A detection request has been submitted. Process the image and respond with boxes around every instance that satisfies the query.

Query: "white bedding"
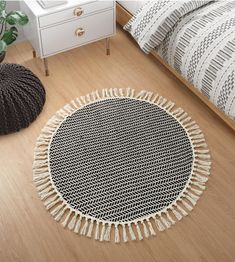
[122,0,235,120]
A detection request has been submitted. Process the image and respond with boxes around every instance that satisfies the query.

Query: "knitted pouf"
[0,63,46,135]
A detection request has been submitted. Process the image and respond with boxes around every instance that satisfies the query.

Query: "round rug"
[0,63,46,135]
[33,88,211,243]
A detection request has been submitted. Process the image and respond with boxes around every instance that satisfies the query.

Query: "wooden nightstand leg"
[106,38,110,55]
[32,49,36,58]
[43,58,49,76]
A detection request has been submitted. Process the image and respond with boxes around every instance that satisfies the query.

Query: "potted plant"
[0,0,28,63]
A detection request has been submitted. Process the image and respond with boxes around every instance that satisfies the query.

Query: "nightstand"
[20,0,116,76]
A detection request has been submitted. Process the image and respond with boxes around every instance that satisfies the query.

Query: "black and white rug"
[33,88,211,243]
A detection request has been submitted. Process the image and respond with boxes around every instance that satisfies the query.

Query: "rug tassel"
[181,199,193,211]
[187,124,199,131]
[33,173,50,182]
[94,221,100,240]
[80,96,87,105]
[151,94,159,103]
[109,88,114,97]
[143,92,152,101]
[180,117,191,124]
[44,195,58,207]
[146,92,153,101]
[187,191,200,202]
[39,188,54,200]
[189,129,202,135]
[71,100,78,109]
[156,96,163,106]
[75,97,83,107]
[142,221,149,238]
[50,203,64,217]
[193,173,208,182]
[87,220,94,238]
[185,195,197,206]
[160,98,167,106]
[195,164,211,172]
[135,222,143,240]
[161,216,171,229]
[192,134,204,140]
[166,212,175,225]
[192,181,206,190]
[126,87,131,97]
[68,213,78,230]
[37,181,51,191]
[86,93,91,103]
[190,187,203,195]
[74,217,82,234]
[195,149,209,154]
[119,88,124,97]
[99,223,106,242]
[167,101,175,111]
[33,167,48,174]
[193,143,207,148]
[114,225,120,243]
[154,217,165,231]
[130,89,135,98]
[55,206,67,222]
[178,112,188,121]
[46,198,61,210]
[95,90,101,100]
[38,185,52,196]
[104,224,111,241]
[33,160,48,169]
[113,88,119,97]
[184,120,196,127]
[177,205,188,216]
[172,108,183,116]
[135,90,146,99]
[147,220,156,235]
[62,210,72,228]
[122,224,128,242]
[34,177,49,186]
[194,168,210,176]
[196,154,210,159]
[105,88,110,98]
[34,154,47,159]
[172,208,183,221]
[192,138,205,144]
[128,224,136,240]
[80,218,88,235]
[40,190,55,200]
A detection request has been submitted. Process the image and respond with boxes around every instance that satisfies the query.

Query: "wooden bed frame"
[116,2,235,131]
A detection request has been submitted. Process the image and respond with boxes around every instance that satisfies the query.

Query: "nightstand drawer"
[39,1,114,28]
[41,10,114,56]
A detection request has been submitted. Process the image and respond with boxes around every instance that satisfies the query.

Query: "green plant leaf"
[0,0,6,11]
[0,9,7,19]
[0,39,6,53]
[6,11,29,26]
[1,26,18,45]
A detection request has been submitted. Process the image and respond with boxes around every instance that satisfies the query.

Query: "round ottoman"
[0,64,46,135]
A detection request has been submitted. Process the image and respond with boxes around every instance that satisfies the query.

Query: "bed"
[117,0,235,131]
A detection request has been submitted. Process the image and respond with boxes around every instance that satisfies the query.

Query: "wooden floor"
[1,27,235,262]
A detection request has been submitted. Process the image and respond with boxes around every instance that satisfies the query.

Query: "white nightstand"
[20,0,116,76]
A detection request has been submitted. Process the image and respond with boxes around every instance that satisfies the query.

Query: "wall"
[5,1,26,42]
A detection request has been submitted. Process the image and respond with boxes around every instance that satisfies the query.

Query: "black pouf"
[0,64,46,135]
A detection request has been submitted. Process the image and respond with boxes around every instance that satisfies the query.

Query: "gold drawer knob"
[75,28,85,37]
[74,7,83,16]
